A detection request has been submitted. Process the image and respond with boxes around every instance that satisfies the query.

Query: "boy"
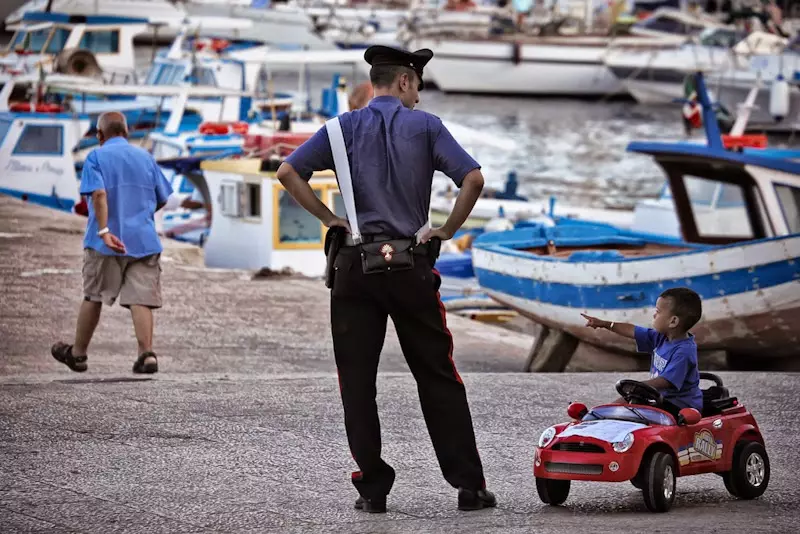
[581,287,704,418]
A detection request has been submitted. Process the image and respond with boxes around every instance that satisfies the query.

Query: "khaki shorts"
[82,248,162,309]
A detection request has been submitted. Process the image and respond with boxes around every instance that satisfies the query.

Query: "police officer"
[276,45,494,513]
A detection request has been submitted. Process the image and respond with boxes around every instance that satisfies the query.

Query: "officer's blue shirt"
[634,326,703,412]
[285,95,480,237]
[79,137,173,258]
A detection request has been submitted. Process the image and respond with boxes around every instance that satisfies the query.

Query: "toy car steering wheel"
[615,379,664,407]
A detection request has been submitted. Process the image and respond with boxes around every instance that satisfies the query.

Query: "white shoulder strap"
[325,116,361,244]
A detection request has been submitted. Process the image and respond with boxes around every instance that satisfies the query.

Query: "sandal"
[133,351,158,374]
[51,342,88,372]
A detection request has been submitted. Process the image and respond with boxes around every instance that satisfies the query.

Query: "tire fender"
[726,424,763,466]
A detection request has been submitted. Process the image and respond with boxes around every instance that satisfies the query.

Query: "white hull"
[412,37,625,96]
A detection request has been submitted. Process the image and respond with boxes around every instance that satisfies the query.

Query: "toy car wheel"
[535,477,570,505]
[727,441,770,499]
[641,451,676,513]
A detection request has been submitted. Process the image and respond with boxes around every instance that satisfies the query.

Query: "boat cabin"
[199,157,344,276]
[1,12,150,85]
[628,74,800,245]
[0,87,91,212]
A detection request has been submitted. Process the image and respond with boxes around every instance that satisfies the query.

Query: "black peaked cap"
[364,45,434,90]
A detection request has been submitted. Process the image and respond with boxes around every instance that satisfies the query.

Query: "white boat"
[4,0,254,42]
[0,80,90,212]
[406,7,719,96]
[604,30,787,105]
[1,11,152,87]
[471,73,800,366]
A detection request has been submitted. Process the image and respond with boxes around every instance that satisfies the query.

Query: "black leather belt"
[343,233,430,254]
[343,233,396,246]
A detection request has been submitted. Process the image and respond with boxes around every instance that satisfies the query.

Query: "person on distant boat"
[50,111,173,375]
[580,287,705,419]
[275,45,495,514]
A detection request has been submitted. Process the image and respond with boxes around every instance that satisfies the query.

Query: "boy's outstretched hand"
[581,313,608,329]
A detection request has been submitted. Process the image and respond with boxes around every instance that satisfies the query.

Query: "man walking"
[51,111,173,374]
[276,45,494,513]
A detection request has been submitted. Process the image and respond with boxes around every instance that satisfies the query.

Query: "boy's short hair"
[660,287,702,331]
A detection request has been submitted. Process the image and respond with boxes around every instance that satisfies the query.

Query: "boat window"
[245,183,261,218]
[635,16,703,36]
[12,125,63,155]
[220,181,241,217]
[0,119,11,148]
[15,29,51,53]
[685,175,717,205]
[7,30,23,51]
[277,189,322,244]
[685,175,754,238]
[190,67,217,87]
[44,28,70,54]
[78,30,120,54]
[717,183,745,207]
[775,184,800,233]
[179,178,195,195]
[699,28,746,48]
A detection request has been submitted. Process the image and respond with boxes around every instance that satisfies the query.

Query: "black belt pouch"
[360,238,415,274]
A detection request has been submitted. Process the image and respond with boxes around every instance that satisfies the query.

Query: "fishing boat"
[0,86,90,213]
[471,71,800,368]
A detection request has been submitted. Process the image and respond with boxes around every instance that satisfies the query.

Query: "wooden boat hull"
[473,232,800,359]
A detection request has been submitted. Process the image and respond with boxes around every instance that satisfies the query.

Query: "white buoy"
[769,74,790,122]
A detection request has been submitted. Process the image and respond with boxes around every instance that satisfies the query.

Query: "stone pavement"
[2,196,800,533]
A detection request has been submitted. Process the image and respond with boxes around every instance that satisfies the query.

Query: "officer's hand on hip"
[418,226,452,244]
[324,215,351,233]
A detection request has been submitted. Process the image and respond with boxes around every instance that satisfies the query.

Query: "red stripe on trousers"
[432,268,463,384]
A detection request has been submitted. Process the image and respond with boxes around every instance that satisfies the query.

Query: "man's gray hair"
[96,111,128,137]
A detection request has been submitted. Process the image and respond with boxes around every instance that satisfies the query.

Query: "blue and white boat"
[471,72,800,365]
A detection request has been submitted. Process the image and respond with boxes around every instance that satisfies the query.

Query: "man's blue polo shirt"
[79,137,173,258]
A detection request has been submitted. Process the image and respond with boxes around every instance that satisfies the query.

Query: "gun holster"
[324,226,346,289]
[426,236,442,265]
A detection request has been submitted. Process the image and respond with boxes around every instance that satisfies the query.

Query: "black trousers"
[330,246,486,499]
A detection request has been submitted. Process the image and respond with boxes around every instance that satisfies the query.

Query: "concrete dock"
[2,196,799,533]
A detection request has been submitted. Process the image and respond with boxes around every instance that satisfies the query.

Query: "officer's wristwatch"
[97,227,110,237]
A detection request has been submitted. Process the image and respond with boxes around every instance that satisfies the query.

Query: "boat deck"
[525,241,694,259]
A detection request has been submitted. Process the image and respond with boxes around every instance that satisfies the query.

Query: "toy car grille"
[552,442,605,453]
[545,462,603,475]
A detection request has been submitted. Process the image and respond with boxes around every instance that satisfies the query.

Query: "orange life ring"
[9,102,65,113]
[210,38,230,52]
[199,121,250,135]
[198,122,231,135]
[230,121,249,134]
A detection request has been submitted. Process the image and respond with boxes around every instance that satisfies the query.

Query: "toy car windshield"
[583,405,674,426]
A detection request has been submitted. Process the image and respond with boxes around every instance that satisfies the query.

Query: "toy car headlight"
[612,432,634,453]
[538,426,556,448]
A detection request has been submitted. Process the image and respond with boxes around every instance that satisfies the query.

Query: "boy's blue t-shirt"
[634,326,703,412]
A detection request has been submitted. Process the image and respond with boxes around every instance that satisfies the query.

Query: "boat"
[403,7,721,96]
[0,86,90,212]
[4,0,254,42]
[604,29,789,106]
[430,170,638,230]
[471,71,800,368]
[1,11,153,89]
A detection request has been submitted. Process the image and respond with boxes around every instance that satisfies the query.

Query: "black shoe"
[458,487,497,511]
[133,351,158,374]
[354,495,386,513]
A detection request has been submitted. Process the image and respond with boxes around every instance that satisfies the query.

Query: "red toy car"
[533,373,770,512]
